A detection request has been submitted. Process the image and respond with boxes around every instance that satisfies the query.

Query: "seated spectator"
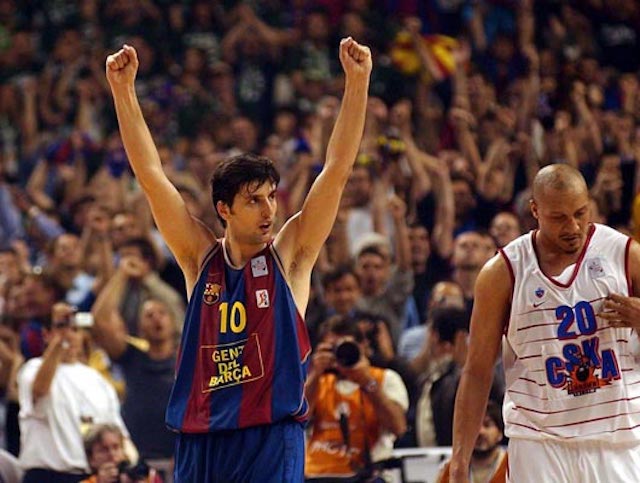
[436,401,507,483]
[305,316,408,481]
[81,424,161,483]
[17,302,129,483]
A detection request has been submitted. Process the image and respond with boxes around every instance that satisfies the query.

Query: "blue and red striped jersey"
[165,241,311,432]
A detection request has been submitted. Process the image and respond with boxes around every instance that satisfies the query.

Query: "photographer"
[17,302,129,483]
[305,316,408,481]
[81,424,160,483]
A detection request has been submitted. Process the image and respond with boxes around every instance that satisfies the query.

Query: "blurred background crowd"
[0,0,639,481]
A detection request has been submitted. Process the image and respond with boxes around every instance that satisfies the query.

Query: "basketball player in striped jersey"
[450,164,640,482]
[106,38,372,482]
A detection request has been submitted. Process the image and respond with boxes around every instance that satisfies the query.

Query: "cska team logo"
[565,354,611,397]
[203,283,222,305]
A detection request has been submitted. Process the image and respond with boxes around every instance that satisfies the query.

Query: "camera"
[73,312,94,328]
[117,461,150,481]
[334,339,361,368]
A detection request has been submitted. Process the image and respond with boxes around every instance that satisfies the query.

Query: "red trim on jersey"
[531,224,595,289]
[515,394,640,415]
[543,409,640,428]
[507,389,549,400]
[516,321,558,331]
[498,248,515,335]
[181,252,223,431]
[625,237,633,296]
[517,376,546,387]
[238,248,276,427]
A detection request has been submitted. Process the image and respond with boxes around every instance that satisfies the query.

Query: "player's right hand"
[106,44,139,90]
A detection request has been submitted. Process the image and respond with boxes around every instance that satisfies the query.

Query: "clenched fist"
[339,37,372,81]
[105,44,139,90]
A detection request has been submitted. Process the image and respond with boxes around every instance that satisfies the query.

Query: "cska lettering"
[545,336,620,396]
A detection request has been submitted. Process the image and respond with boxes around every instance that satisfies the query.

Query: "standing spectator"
[92,263,177,463]
[18,302,129,483]
[450,230,496,312]
[354,196,413,345]
[114,238,184,336]
[489,211,522,248]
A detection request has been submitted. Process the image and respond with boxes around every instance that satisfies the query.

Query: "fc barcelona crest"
[203,283,221,305]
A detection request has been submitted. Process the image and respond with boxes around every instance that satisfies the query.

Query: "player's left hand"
[599,293,640,330]
[339,37,372,81]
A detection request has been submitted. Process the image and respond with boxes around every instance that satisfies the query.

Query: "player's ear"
[530,199,539,220]
[216,200,231,222]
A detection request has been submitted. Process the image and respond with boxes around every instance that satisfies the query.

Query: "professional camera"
[117,461,150,481]
[334,339,361,368]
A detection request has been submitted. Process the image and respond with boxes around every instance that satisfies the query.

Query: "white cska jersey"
[500,223,640,443]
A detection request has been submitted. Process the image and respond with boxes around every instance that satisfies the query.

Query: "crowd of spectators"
[0,0,640,480]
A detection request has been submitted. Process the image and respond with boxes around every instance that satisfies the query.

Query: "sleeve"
[17,360,48,418]
[381,368,409,411]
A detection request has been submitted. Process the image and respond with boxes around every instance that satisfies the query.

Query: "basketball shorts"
[507,437,640,482]
[174,420,304,482]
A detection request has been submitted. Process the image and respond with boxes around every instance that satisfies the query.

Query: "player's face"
[531,188,590,255]
[224,181,277,245]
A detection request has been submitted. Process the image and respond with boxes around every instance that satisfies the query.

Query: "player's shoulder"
[591,222,630,242]
[476,252,514,295]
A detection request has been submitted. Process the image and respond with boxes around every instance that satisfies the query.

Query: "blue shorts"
[174,420,304,482]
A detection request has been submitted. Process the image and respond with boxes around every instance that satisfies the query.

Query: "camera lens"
[334,340,360,368]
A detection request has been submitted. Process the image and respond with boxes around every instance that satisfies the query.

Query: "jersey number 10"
[219,301,247,333]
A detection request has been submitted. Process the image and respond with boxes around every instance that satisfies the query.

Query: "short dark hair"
[431,306,469,344]
[485,400,504,434]
[317,315,364,344]
[119,237,158,271]
[321,264,359,290]
[210,153,280,227]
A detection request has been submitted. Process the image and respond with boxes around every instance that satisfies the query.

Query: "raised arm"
[91,259,136,360]
[449,254,511,482]
[275,38,371,296]
[106,45,215,293]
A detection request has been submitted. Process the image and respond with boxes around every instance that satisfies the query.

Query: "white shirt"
[18,359,127,472]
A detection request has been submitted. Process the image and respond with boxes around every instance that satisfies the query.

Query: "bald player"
[449,164,640,482]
